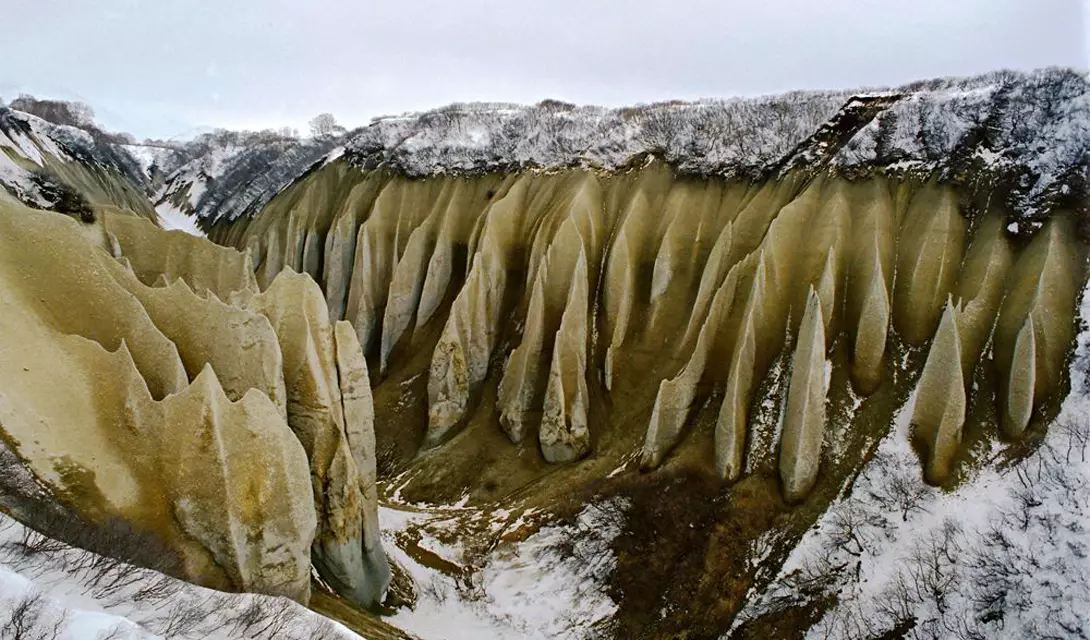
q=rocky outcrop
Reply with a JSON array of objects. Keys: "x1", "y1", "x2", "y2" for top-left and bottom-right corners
[
  {"x1": 334, "y1": 322, "x2": 390, "y2": 600},
  {"x1": 0, "y1": 203, "x2": 312, "y2": 600},
  {"x1": 241, "y1": 271, "x2": 390, "y2": 607},
  {"x1": 911, "y1": 298, "x2": 968, "y2": 484},
  {"x1": 0, "y1": 201, "x2": 389, "y2": 607},
  {"x1": 105, "y1": 212, "x2": 257, "y2": 300},
  {"x1": 539, "y1": 247, "x2": 592, "y2": 463},
  {"x1": 892, "y1": 184, "x2": 966, "y2": 344},
  {"x1": 212, "y1": 157, "x2": 1087, "y2": 496},
  {"x1": 779, "y1": 287, "x2": 828, "y2": 503},
  {"x1": 993, "y1": 217, "x2": 1080, "y2": 438}
]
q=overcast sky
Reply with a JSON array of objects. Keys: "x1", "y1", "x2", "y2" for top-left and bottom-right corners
[{"x1": 2, "y1": 0, "x2": 1087, "y2": 140}]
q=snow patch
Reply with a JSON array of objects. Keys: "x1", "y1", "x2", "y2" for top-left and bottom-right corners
[{"x1": 382, "y1": 499, "x2": 628, "y2": 639}]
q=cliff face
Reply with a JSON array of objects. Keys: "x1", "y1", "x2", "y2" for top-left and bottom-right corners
[
  {"x1": 191, "y1": 68, "x2": 1089, "y2": 635},
  {"x1": 209, "y1": 161, "x2": 1085, "y2": 494},
  {"x1": 0, "y1": 108, "x2": 155, "y2": 218},
  {"x1": 0, "y1": 203, "x2": 390, "y2": 608}
]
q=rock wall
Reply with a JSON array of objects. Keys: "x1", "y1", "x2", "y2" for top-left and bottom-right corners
[
  {"x1": 209, "y1": 159, "x2": 1088, "y2": 498},
  {"x1": 0, "y1": 204, "x2": 389, "y2": 607}
]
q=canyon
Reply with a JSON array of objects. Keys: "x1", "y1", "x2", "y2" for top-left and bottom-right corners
[{"x1": 1, "y1": 67, "x2": 1089, "y2": 638}]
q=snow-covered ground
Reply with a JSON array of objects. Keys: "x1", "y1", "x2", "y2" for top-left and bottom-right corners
[
  {"x1": 0, "y1": 513, "x2": 363, "y2": 640},
  {"x1": 380, "y1": 498, "x2": 628, "y2": 640},
  {"x1": 154, "y1": 201, "x2": 205, "y2": 236},
  {"x1": 733, "y1": 283, "x2": 1090, "y2": 639}
]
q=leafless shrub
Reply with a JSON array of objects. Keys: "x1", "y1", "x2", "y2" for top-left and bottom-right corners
[
  {"x1": 93, "y1": 625, "x2": 129, "y2": 640},
  {"x1": 154, "y1": 595, "x2": 212, "y2": 636},
  {"x1": 864, "y1": 451, "x2": 930, "y2": 521},
  {"x1": 1053, "y1": 415, "x2": 1090, "y2": 464},
  {"x1": 0, "y1": 591, "x2": 66, "y2": 640}
]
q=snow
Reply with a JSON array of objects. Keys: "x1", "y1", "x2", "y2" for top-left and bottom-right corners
[
  {"x1": 159, "y1": 135, "x2": 338, "y2": 224},
  {"x1": 122, "y1": 144, "x2": 182, "y2": 179},
  {"x1": 330, "y1": 68, "x2": 1090, "y2": 230},
  {"x1": 344, "y1": 92, "x2": 852, "y2": 179},
  {"x1": 835, "y1": 68, "x2": 1090, "y2": 222},
  {"x1": 154, "y1": 201, "x2": 205, "y2": 237},
  {"x1": 730, "y1": 278, "x2": 1090, "y2": 639},
  {"x1": 0, "y1": 107, "x2": 151, "y2": 210},
  {"x1": 381, "y1": 498, "x2": 628, "y2": 639},
  {"x1": 0, "y1": 564, "x2": 154, "y2": 639},
  {"x1": 0, "y1": 512, "x2": 363, "y2": 639}
]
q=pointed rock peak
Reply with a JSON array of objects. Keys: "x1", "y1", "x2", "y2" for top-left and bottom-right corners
[
  {"x1": 189, "y1": 362, "x2": 226, "y2": 399},
  {"x1": 936, "y1": 295, "x2": 962, "y2": 347},
  {"x1": 1005, "y1": 314, "x2": 1037, "y2": 438},
  {"x1": 167, "y1": 275, "x2": 196, "y2": 296},
  {"x1": 804, "y1": 284, "x2": 822, "y2": 322}
]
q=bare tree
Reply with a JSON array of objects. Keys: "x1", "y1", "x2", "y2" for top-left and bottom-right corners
[{"x1": 309, "y1": 113, "x2": 344, "y2": 138}]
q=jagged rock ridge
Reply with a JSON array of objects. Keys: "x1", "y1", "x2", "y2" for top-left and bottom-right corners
[{"x1": 0, "y1": 204, "x2": 390, "y2": 608}]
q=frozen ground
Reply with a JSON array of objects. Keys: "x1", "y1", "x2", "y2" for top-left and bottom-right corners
[
  {"x1": 0, "y1": 512, "x2": 362, "y2": 640},
  {"x1": 379, "y1": 496, "x2": 628, "y2": 640},
  {"x1": 732, "y1": 282, "x2": 1090, "y2": 639}
]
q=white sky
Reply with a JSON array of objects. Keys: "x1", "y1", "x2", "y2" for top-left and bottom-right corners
[{"x1": 1, "y1": 0, "x2": 1087, "y2": 140}]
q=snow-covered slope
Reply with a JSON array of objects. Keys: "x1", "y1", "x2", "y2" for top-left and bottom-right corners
[
  {"x1": 328, "y1": 67, "x2": 1088, "y2": 229},
  {"x1": 0, "y1": 107, "x2": 154, "y2": 216},
  {"x1": 156, "y1": 134, "x2": 341, "y2": 227},
  {"x1": 0, "y1": 512, "x2": 363, "y2": 640},
  {"x1": 377, "y1": 498, "x2": 626, "y2": 640},
  {"x1": 732, "y1": 285, "x2": 1090, "y2": 639}
]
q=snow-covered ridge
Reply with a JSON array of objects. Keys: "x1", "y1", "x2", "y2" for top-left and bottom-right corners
[
  {"x1": 0, "y1": 107, "x2": 150, "y2": 210},
  {"x1": 161, "y1": 134, "x2": 340, "y2": 225},
  {"x1": 731, "y1": 277, "x2": 1090, "y2": 639},
  {"x1": 339, "y1": 67, "x2": 1088, "y2": 222}
]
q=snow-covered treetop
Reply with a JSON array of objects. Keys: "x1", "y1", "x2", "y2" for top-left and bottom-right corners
[{"x1": 339, "y1": 67, "x2": 1088, "y2": 224}]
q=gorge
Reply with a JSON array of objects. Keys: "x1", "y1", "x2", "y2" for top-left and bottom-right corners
[{"x1": 1, "y1": 67, "x2": 1089, "y2": 639}]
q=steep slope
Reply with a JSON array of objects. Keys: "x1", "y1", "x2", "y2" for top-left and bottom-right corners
[
  {"x1": 1, "y1": 67, "x2": 1087, "y2": 639},
  {"x1": 0, "y1": 203, "x2": 390, "y2": 610},
  {"x1": 154, "y1": 132, "x2": 343, "y2": 234},
  {"x1": 0, "y1": 107, "x2": 155, "y2": 218},
  {"x1": 197, "y1": 67, "x2": 1090, "y2": 637}
]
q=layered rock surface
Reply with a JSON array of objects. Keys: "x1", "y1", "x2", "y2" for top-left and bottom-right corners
[{"x1": 0, "y1": 203, "x2": 388, "y2": 607}]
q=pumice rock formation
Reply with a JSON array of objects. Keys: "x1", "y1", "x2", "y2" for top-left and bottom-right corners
[
  {"x1": 3, "y1": 66, "x2": 1090, "y2": 638},
  {"x1": 201, "y1": 68, "x2": 1090, "y2": 507},
  {"x1": 0, "y1": 203, "x2": 389, "y2": 608},
  {"x1": 779, "y1": 287, "x2": 828, "y2": 503},
  {"x1": 241, "y1": 270, "x2": 392, "y2": 607}
]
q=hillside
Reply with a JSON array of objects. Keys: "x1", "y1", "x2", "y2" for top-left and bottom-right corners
[
  {"x1": 0, "y1": 107, "x2": 155, "y2": 217},
  {"x1": 0, "y1": 67, "x2": 1088, "y2": 639},
  {"x1": 153, "y1": 131, "x2": 343, "y2": 233}
]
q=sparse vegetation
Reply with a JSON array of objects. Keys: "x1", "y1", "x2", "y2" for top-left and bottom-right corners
[
  {"x1": 25, "y1": 171, "x2": 94, "y2": 222},
  {"x1": 0, "y1": 513, "x2": 352, "y2": 639}
]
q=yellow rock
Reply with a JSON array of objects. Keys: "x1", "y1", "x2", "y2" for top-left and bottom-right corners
[
  {"x1": 540, "y1": 247, "x2": 592, "y2": 463},
  {"x1": 779, "y1": 287, "x2": 827, "y2": 503},
  {"x1": 105, "y1": 212, "x2": 257, "y2": 300},
  {"x1": 912, "y1": 298, "x2": 967, "y2": 484},
  {"x1": 0, "y1": 204, "x2": 316, "y2": 602},
  {"x1": 893, "y1": 184, "x2": 966, "y2": 344},
  {"x1": 994, "y1": 218, "x2": 1080, "y2": 438},
  {"x1": 641, "y1": 252, "x2": 751, "y2": 469}
]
